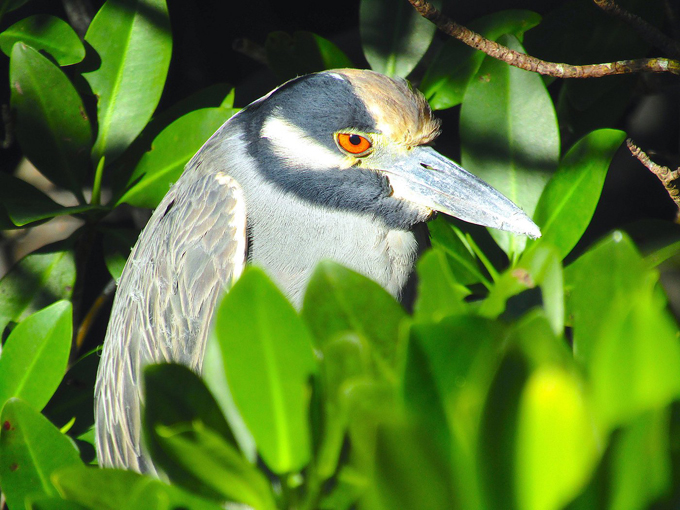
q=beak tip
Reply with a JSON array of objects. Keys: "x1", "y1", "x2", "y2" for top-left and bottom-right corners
[{"x1": 507, "y1": 213, "x2": 541, "y2": 239}]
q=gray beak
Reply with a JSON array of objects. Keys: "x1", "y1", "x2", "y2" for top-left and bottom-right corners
[{"x1": 383, "y1": 146, "x2": 541, "y2": 239}]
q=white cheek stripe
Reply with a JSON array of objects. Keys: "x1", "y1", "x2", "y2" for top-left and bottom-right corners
[{"x1": 261, "y1": 115, "x2": 347, "y2": 170}]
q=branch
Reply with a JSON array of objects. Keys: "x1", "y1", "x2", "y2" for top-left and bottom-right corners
[
  {"x1": 627, "y1": 139, "x2": 680, "y2": 222},
  {"x1": 593, "y1": 0, "x2": 680, "y2": 59},
  {"x1": 407, "y1": 0, "x2": 680, "y2": 78}
]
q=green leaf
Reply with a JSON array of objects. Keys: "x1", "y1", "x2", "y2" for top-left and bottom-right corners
[
  {"x1": 53, "y1": 466, "x2": 225, "y2": 510},
  {"x1": 0, "y1": 398, "x2": 82, "y2": 510},
  {"x1": 265, "y1": 31, "x2": 353, "y2": 82},
  {"x1": 421, "y1": 10, "x2": 541, "y2": 110},
  {"x1": 515, "y1": 366, "x2": 600, "y2": 510},
  {"x1": 413, "y1": 247, "x2": 470, "y2": 322},
  {"x1": 154, "y1": 423, "x2": 277, "y2": 510},
  {"x1": 527, "y1": 129, "x2": 626, "y2": 260},
  {"x1": 10, "y1": 43, "x2": 92, "y2": 196},
  {"x1": 460, "y1": 34, "x2": 559, "y2": 258},
  {"x1": 427, "y1": 215, "x2": 487, "y2": 285},
  {"x1": 0, "y1": 173, "x2": 98, "y2": 227},
  {"x1": 211, "y1": 267, "x2": 316, "y2": 474},
  {"x1": 0, "y1": 241, "x2": 75, "y2": 334},
  {"x1": 359, "y1": 0, "x2": 440, "y2": 77},
  {"x1": 118, "y1": 107, "x2": 234, "y2": 208},
  {"x1": 565, "y1": 232, "x2": 680, "y2": 432},
  {"x1": 27, "y1": 496, "x2": 89, "y2": 510},
  {"x1": 609, "y1": 409, "x2": 672, "y2": 510},
  {"x1": 101, "y1": 227, "x2": 138, "y2": 280},
  {"x1": 83, "y1": 0, "x2": 172, "y2": 164},
  {"x1": 0, "y1": 15, "x2": 85, "y2": 65},
  {"x1": 0, "y1": 301, "x2": 72, "y2": 410},
  {"x1": 302, "y1": 261, "x2": 407, "y2": 373}
]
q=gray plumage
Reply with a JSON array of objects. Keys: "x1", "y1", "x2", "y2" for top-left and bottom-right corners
[{"x1": 95, "y1": 69, "x2": 540, "y2": 473}]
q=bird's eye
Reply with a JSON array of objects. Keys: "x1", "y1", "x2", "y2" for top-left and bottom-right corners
[{"x1": 336, "y1": 133, "x2": 372, "y2": 156}]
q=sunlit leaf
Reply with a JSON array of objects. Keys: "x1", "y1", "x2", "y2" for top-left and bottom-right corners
[
  {"x1": 10, "y1": 43, "x2": 91, "y2": 195},
  {"x1": 0, "y1": 14, "x2": 84, "y2": 65},
  {"x1": 83, "y1": 0, "x2": 172, "y2": 164},
  {"x1": 0, "y1": 301, "x2": 72, "y2": 410},
  {"x1": 421, "y1": 10, "x2": 541, "y2": 110},
  {"x1": 0, "y1": 399, "x2": 82, "y2": 510},
  {"x1": 360, "y1": 0, "x2": 440, "y2": 77},
  {"x1": 527, "y1": 129, "x2": 625, "y2": 260},
  {"x1": 117, "y1": 107, "x2": 234, "y2": 208},
  {"x1": 0, "y1": 241, "x2": 75, "y2": 334},
  {"x1": 460, "y1": 34, "x2": 559, "y2": 257},
  {"x1": 211, "y1": 267, "x2": 316, "y2": 474}
]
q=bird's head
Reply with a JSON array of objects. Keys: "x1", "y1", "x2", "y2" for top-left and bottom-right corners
[{"x1": 235, "y1": 68, "x2": 540, "y2": 238}]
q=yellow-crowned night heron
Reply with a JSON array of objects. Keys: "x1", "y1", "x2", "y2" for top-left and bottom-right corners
[{"x1": 95, "y1": 69, "x2": 540, "y2": 473}]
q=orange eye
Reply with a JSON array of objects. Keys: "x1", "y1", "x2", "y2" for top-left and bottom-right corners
[{"x1": 337, "y1": 133, "x2": 372, "y2": 155}]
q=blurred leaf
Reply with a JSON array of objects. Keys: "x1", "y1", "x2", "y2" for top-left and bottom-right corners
[
  {"x1": 27, "y1": 496, "x2": 88, "y2": 510},
  {"x1": 0, "y1": 241, "x2": 75, "y2": 334},
  {"x1": 0, "y1": 15, "x2": 85, "y2": 65},
  {"x1": 302, "y1": 261, "x2": 406, "y2": 374},
  {"x1": 0, "y1": 301, "x2": 72, "y2": 410},
  {"x1": 43, "y1": 349, "x2": 100, "y2": 438},
  {"x1": 101, "y1": 227, "x2": 138, "y2": 280},
  {"x1": 1, "y1": 0, "x2": 31, "y2": 13},
  {"x1": 460, "y1": 34, "x2": 559, "y2": 258},
  {"x1": 0, "y1": 398, "x2": 82, "y2": 510},
  {"x1": 368, "y1": 422, "x2": 455, "y2": 510},
  {"x1": 10, "y1": 43, "x2": 92, "y2": 195},
  {"x1": 565, "y1": 231, "x2": 680, "y2": 432},
  {"x1": 610, "y1": 409, "x2": 672, "y2": 510},
  {"x1": 265, "y1": 31, "x2": 353, "y2": 81},
  {"x1": 427, "y1": 216, "x2": 486, "y2": 285},
  {"x1": 360, "y1": 0, "x2": 440, "y2": 77},
  {"x1": 83, "y1": 0, "x2": 172, "y2": 164},
  {"x1": 515, "y1": 366, "x2": 600, "y2": 510},
  {"x1": 118, "y1": 107, "x2": 234, "y2": 208},
  {"x1": 212, "y1": 267, "x2": 316, "y2": 474},
  {"x1": 413, "y1": 247, "x2": 470, "y2": 322},
  {"x1": 407, "y1": 316, "x2": 506, "y2": 509},
  {"x1": 527, "y1": 129, "x2": 625, "y2": 260},
  {"x1": 421, "y1": 10, "x2": 541, "y2": 110},
  {"x1": 53, "y1": 466, "x2": 224, "y2": 510},
  {"x1": 480, "y1": 243, "x2": 563, "y2": 336},
  {"x1": 154, "y1": 422, "x2": 276, "y2": 510}
]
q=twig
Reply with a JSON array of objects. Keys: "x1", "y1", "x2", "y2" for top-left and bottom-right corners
[
  {"x1": 593, "y1": 0, "x2": 680, "y2": 59},
  {"x1": 407, "y1": 0, "x2": 680, "y2": 77},
  {"x1": 627, "y1": 139, "x2": 680, "y2": 222}
]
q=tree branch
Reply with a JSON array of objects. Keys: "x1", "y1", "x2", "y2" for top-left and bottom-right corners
[
  {"x1": 627, "y1": 139, "x2": 680, "y2": 222},
  {"x1": 407, "y1": 0, "x2": 680, "y2": 78}
]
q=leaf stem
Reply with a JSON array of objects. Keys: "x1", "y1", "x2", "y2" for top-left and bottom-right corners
[
  {"x1": 465, "y1": 233, "x2": 499, "y2": 282},
  {"x1": 91, "y1": 156, "x2": 105, "y2": 206}
]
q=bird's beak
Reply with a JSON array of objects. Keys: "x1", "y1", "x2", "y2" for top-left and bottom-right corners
[{"x1": 382, "y1": 146, "x2": 541, "y2": 238}]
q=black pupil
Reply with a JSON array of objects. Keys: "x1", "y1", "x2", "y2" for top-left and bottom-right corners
[{"x1": 348, "y1": 134, "x2": 362, "y2": 146}]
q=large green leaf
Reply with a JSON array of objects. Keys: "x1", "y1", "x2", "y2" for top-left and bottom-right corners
[
  {"x1": 0, "y1": 301, "x2": 72, "y2": 410},
  {"x1": 413, "y1": 247, "x2": 470, "y2": 323},
  {"x1": 265, "y1": 31, "x2": 353, "y2": 82},
  {"x1": 211, "y1": 267, "x2": 316, "y2": 474},
  {"x1": 0, "y1": 398, "x2": 82, "y2": 510},
  {"x1": 117, "y1": 107, "x2": 234, "y2": 208},
  {"x1": 302, "y1": 261, "x2": 406, "y2": 374},
  {"x1": 10, "y1": 43, "x2": 92, "y2": 196},
  {"x1": 0, "y1": 15, "x2": 85, "y2": 65},
  {"x1": 460, "y1": 34, "x2": 559, "y2": 258},
  {"x1": 515, "y1": 366, "x2": 600, "y2": 510},
  {"x1": 359, "y1": 0, "x2": 440, "y2": 77},
  {"x1": 83, "y1": 0, "x2": 172, "y2": 164},
  {"x1": 565, "y1": 232, "x2": 680, "y2": 432},
  {"x1": 53, "y1": 466, "x2": 224, "y2": 510},
  {"x1": 421, "y1": 10, "x2": 541, "y2": 110},
  {"x1": 527, "y1": 129, "x2": 625, "y2": 260},
  {"x1": 0, "y1": 241, "x2": 76, "y2": 334}
]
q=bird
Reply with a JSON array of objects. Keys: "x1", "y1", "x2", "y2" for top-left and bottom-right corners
[{"x1": 94, "y1": 68, "x2": 541, "y2": 473}]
